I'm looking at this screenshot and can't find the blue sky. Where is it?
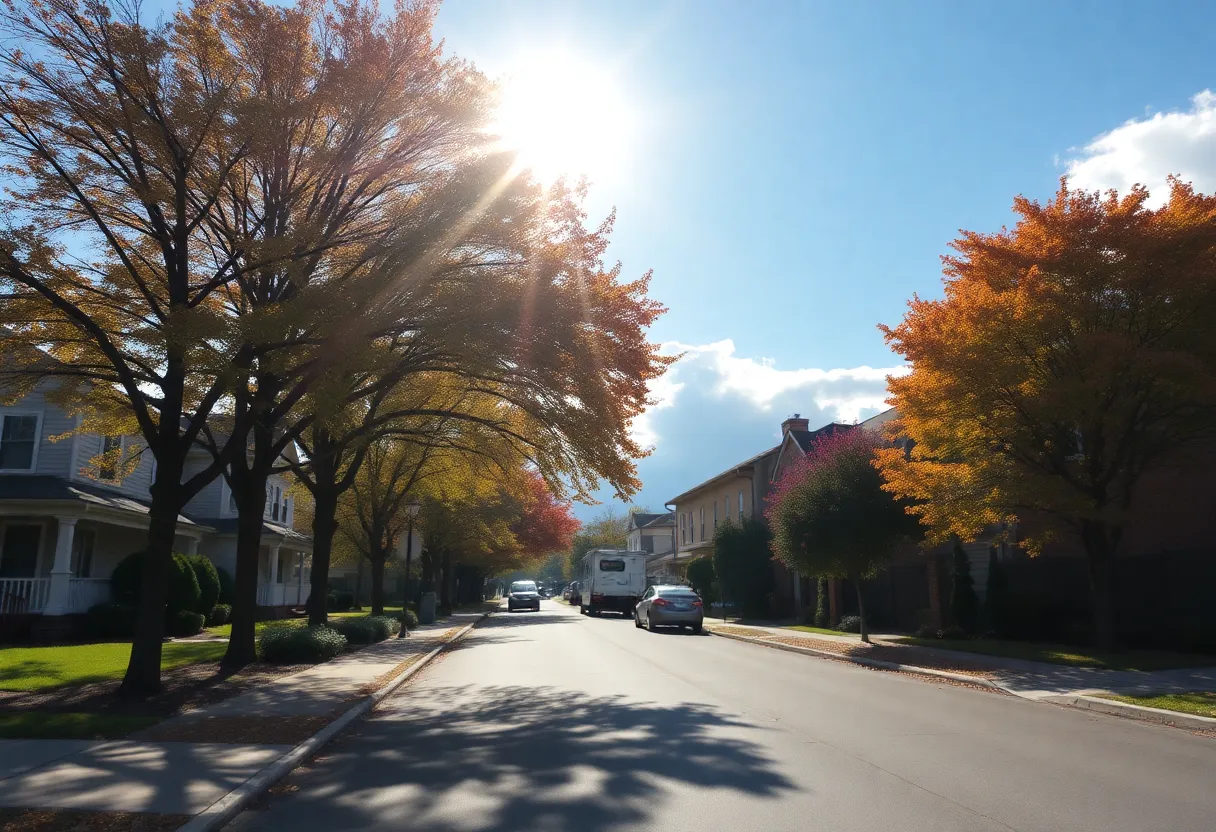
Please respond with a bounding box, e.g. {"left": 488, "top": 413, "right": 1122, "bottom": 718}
{"left": 434, "top": 0, "right": 1216, "bottom": 518}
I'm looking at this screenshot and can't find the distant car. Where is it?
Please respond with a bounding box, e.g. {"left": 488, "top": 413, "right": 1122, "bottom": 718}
{"left": 635, "top": 585, "right": 704, "bottom": 633}
{"left": 507, "top": 580, "right": 541, "bottom": 612}
{"left": 538, "top": 586, "right": 552, "bottom": 598}
{"left": 561, "top": 583, "right": 574, "bottom": 601}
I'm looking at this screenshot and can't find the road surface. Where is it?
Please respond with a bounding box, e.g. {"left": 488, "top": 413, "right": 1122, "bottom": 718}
{"left": 227, "top": 600, "right": 1216, "bottom": 832}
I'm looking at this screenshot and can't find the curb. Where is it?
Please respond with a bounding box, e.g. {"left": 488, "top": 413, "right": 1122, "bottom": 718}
{"left": 176, "top": 612, "right": 491, "bottom": 832}
{"left": 1040, "top": 694, "right": 1216, "bottom": 732}
{"left": 707, "top": 628, "right": 1006, "bottom": 691}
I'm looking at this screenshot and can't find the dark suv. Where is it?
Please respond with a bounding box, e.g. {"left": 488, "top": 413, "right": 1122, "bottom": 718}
{"left": 507, "top": 580, "right": 541, "bottom": 612}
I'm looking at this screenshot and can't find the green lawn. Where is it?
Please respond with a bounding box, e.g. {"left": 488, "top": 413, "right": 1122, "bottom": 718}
{"left": 785, "top": 625, "right": 857, "bottom": 637}
{"left": 0, "top": 712, "right": 162, "bottom": 740}
{"left": 1095, "top": 691, "right": 1216, "bottom": 719}
{"left": 0, "top": 641, "right": 227, "bottom": 692}
{"left": 893, "top": 637, "right": 1214, "bottom": 671}
{"left": 205, "top": 618, "right": 306, "bottom": 639}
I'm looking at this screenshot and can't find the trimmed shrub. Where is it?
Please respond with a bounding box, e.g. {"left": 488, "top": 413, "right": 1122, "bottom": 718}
{"left": 332, "top": 591, "right": 355, "bottom": 612}
{"left": 397, "top": 608, "right": 419, "bottom": 631}
{"left": 110, "top": 550, "right": 201, "bottom": 616}
{"left": 87, "top": 602, "right": 136, "bottom": 639}
{"left": 984, "top": 552, "right": 1011, "bottom": 637}
{"left": 949, "top": 541, "right": 979, "bottom": 634}
{"left": 368, "top": 615, "right": 399, "bottom": 639}
{"left": 259, "top": 625, "right": 347, "bottom": 663}
{"left": 814, "top": 578, "right": 830, "bottom": 628}
{"left": 216, "top": 567, "right": 234, "bottom": 605}
{"left": 208, "top": 603, "right": 232, "bottom": 626}
{"left": 330, "top": 615, "right": 394, "bottom": 645}
{"left": 685, "top": 556, "right": 717, "bottom": 606}
{"left": 169, "top": 609, "right": 206, "bottom": 637}
{"left": 940, "top": 624, "right": 968, "bottom": 640}
{"left": 914, "top": 623, "right": 939, "bottom": 639}
{"left": 836, "top": 615, "right": 863, "bottom": 634}
{"left": 185, "top": 555, "right": 221, "bottom": 615}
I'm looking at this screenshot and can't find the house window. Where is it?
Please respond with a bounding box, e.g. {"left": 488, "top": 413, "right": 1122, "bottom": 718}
{"left": 71, "top": 529, "right": 96, "bottom": 578}
{"left": 713, "top": 501, "right": 718, "bottom": 529}
{"left": 699, "top": 506, "right": 705, "bottom": 540}
{"left": 98, "top": 435, "right": 122, "bottom": 481}
{"left": 724, "top": 495, "right": 730, "bottom": 522}
{"left": 679, "top": 512, "right": 685, "bottom": 545}
{"left": 284, "top": 496, "right": 293, "bottom": 525}
{"left": 739, "top": 489, "right": 744, "bottom": 518}
{"left": 0, "top": 524, "right": 41, "bottom": 578}
{"left": 0, "top": 413, "right": 39, "bottom": 471}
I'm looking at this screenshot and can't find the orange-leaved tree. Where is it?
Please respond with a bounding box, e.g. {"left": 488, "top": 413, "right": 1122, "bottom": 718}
{"left": 877, "top": 179, "right": 1216, "bottom": 649}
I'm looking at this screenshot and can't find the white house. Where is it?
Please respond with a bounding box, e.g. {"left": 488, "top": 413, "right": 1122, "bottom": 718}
{"left": 626, "top": 512, "right": 679, "bottom": 583}
{"left": 0, "top": 377, "right": 313, "bottom": 630}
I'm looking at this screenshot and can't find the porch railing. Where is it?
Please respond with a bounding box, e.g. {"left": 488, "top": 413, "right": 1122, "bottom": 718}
{"left": 0, "top": 578, "right": 50, "bottom": 614}
{"left": 69, "top": 578, "right": 112, "bottom": 613}
{"left": 256, "top": 582, "right": 310, "bottom": 607}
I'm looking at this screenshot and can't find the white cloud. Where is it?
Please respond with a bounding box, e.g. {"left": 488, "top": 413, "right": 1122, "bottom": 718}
{"left": 630, "top": 339, "right": 906, "bottom": 450}
{"left": 1065, "top": 90, "right": 1216, "bottom": 206}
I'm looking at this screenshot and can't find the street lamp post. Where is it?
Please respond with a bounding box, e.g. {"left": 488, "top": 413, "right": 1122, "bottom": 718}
{"left": 398, "top": 500, "right": 423, "bottom": 638}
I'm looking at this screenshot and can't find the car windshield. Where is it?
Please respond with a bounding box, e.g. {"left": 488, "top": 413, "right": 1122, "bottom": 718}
{"left": 511, "top": 582, "right": 536, "bottom": 593}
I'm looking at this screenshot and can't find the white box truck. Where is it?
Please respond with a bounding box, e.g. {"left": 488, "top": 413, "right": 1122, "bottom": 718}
{"left": 579, "top": 549, "right": 647, "bottom": 617}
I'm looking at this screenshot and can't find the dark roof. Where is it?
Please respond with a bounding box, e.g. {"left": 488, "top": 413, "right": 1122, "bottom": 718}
{"left": 666, "top": 444, "right": 781, "bottom": 505}
{"left": 0, "top": 475, "right": 203, "bottom": 526}
{"left": 789, "top": 422, "right": 854, "bottom": 453}
{"left": 205, "top": 517, "right": 312, "bottom": 545}
{"left": 640, "top": 512, "right": 675, "bottom": 529}
{"left": 630, "top": 511, "right": 673, "bottom": 530}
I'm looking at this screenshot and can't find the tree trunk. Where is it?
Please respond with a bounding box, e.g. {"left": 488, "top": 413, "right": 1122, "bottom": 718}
{"left": 370, "top": 552, "right": 386, "bottom": 616}
{"left": 119, "top": 465, "right": 182, "bottom": 697}
{"left": 224, "top": 474, "right": 268, "bottom": 669}
{"left": 439, "top": 551, "right": 452, "bottom": 610}
{"left": 307, "top": 489, "right": 339, "bottom": 626}
{"left": 420, "top": 549, "right": 434, "bottom": 592}
{"left": 852, "top": 574, "right": 870, "bottom": 643}
{"left": 925, "top": 554, "right": 943, "bottom": 630}
{"left": 1081, "top": 519, "right": 1119, "bottom": 651}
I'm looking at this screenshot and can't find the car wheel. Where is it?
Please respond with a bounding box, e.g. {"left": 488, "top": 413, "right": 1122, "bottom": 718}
{"left": 692, "top": 622, "right": 703, "bottom": 634}
{"left": 579, "top": 605, "right": 587, "bottom": 615}
{"left": 647, "top": 615, "right": 658, "bottom": 633}
{"left": 634, "top": 611, "right": 643, "bottom": 628}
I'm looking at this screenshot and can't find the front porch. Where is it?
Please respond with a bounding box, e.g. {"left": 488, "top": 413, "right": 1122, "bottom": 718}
{"left": 256, "top": 544, "right": 312, "bottom": 609}
{"left": 0, "top": 486, "right": 207, "bottom": 618}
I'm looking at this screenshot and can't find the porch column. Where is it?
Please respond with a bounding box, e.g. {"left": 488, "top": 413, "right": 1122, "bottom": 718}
{"left": 43, "top": 517, "right": 77, "bottom": 616}
{"left": 185, "top": 538, "right": 199, "bottom": 556}
{"left": 268, "top": 546, "right": 280, "bottom": 585}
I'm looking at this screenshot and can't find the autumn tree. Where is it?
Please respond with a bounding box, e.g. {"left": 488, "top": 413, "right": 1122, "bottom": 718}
{"left": 509, "top": 471, "right": 580, "bottom": 560}
{"left": 0, "top": 0, "right": 260, "bottom": 695}
{"left": 878, "top": 180, "right": 1216, "bottom": 649}
{"left": 768, "top": 430, "right": 922, "bottom": 642}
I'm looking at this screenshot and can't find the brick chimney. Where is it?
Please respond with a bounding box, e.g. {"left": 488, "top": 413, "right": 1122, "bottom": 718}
{"left": 781, "top": 413, "right": 810, "bottom": 435}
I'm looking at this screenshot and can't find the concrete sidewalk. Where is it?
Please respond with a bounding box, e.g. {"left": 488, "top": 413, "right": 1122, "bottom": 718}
{"left": 0, "top": 615, "right": 478, "bottom": 821}
{"left": 704, "top": 621, "right": 1216, "bottom": 700}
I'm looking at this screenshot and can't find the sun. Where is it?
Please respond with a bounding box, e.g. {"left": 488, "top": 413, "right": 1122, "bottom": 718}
{"left": 492, "top": 52, "right": 633, "bottom": 186}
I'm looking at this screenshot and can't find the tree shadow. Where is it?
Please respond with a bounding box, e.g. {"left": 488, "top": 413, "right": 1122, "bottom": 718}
{"left": 236, "top": 684, "right": 799, "bottom": 831}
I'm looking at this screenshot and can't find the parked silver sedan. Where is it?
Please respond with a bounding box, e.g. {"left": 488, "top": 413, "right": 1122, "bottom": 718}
{"left": 634, "top": 585, "right": 704, "bottom": 633}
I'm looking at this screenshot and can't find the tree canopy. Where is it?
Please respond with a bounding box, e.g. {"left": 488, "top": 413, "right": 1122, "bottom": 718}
{"left": 877, "top": 179, "right": 1216, "bottom": 648}
{"left": 768, "top": 429, "right": 921, "bottom": 641}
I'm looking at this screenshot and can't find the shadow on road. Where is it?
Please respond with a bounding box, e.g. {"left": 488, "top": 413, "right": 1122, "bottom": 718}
{"left": 237, "top": 684, "right": 798, "bottom": 831}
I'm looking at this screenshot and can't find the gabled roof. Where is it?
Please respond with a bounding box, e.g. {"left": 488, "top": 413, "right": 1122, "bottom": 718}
{"left": 666, "top": 444, "right": 781, "bottom": 506}
{"left": 773, "top": 422, "right": 856, "bottom": 479}
{"left": 640, "top": 512, "right": 674, "bottom": 529}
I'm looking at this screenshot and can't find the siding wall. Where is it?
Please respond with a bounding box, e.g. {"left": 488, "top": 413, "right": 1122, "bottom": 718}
{"left": 0, "top": 384, "right": 77, "bottom": 477}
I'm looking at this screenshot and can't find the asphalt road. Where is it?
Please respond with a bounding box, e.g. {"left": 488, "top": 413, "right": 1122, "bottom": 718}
{"left": 227, "top": 600, "right": 1216, "bottom": 832}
